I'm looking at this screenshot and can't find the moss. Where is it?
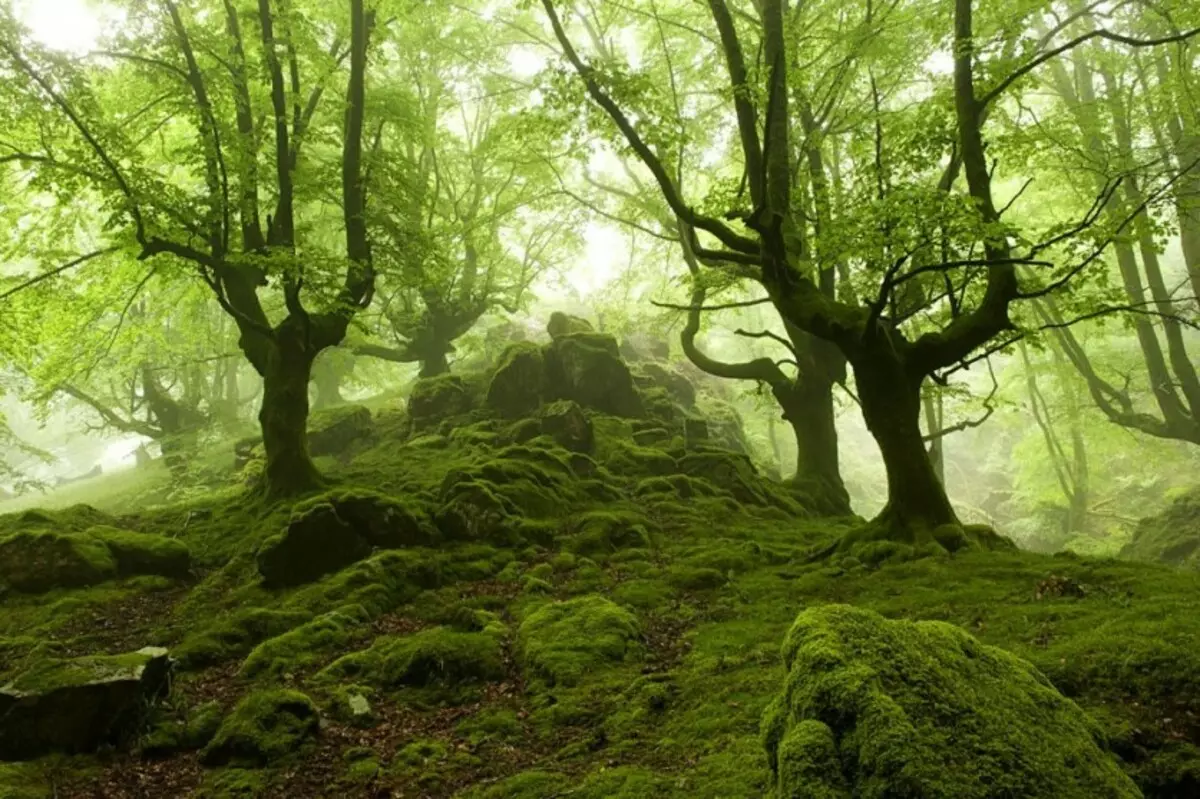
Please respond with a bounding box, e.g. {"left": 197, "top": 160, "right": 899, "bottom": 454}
{"left": 611, "top": 578, "right": 672, "bottom": 610}
{"left": 457, "top": 707, "right": 524, "bottom": 746}
{"left": 291, "top": 488, "right": 438, "bottom": 549}
{"left": 196, "top": 768, "right": 269, "bottom": 798}
{"left": 517, "top": 595, "right": 641, "bottom": 686}
{"left": 408, "top": 374, "right": 474, "bottom": 430}
{"left": 666, "top": 565, "right": 727, "bottom": 591}
{"left": 200, "top": 689, "right": 319, "bottom": 767}
{"left": 761, "top": 604, "right": 1139, "bottom": 798}
{"left": 566, "top": 510, "right": 654, "bottom": 557}
{"left": 486, "top": 341, "right": 546, "bottom": 418}
{"left": 141, "top": 700, "right": 223, "bottom": 757}
{"left": 85, "top": 526, "right": 191, "bottom": 579}
{"left": 318, "top": 626, "right": 505, "bottom": 690}
{"left": 0, "top": 530, "right": 117, "bottom": 593}
{"left": 256, "top": 503, "right": 372, "bottom": 589}
{"left": 175, "top": 608, "right": 311, "bottom": 670}
{"left": 240, "top": 604, "right": 369, "bottom": 678}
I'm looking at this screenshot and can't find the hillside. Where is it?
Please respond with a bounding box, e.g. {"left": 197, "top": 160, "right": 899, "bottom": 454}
{"left": 1, "top": 332, "right": 1198, "bottom": 798}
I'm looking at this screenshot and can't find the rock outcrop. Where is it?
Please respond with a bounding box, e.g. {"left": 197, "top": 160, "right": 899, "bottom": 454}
{"left": 0, "top": 647, "right": 171, "bottom": 760}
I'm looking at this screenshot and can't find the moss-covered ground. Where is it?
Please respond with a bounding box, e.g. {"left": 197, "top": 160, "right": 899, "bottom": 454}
{"left": 1, "top": 396, "right": 1198, "bottom": 798}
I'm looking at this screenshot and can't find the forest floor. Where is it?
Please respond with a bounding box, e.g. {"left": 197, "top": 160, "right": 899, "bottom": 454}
{"left": 1, "top": 392, "right": 1198, "bottom": 798}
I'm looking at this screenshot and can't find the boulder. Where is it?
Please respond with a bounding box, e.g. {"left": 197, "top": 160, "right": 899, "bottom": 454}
{"left": 86, "top": 526, "right": 191, "bottom": 579}
{"left": 517, "top": 595, "right": 641, "bottom": 687}
{"left": 0, "top": 530, "right": 117, "bottom": 593}
{"left": 544, "top": 333, "right": 643, "bottom": 418}
{"left": 200, "top": 689, "right": 319, "bottom": 767}
{"left": 307, "top": 404, "right": 373, "bottom": 458}
{"left": 538, "top": 400, "right": 594, "bottom": 453}
{"left": 636, "top": 362, "right": 696, "bottom": 408}
{"left": 408, "top": 374, "right": 473, "bottom": 431}
{"left": 486, "top": 342, "right": 545, "bottom": 418}
{"left": 762, "top": 605, "right": 1140, "bottom": 799}
{"left": 256, "top": 491, "right": 438, "bottom": 587}
{"left": 0, "top": 647, "right": 171, "bottom": 760}
{"left": 256, "top": 504, "right": 371, "bottom": 588}
{"left": 322, "top": 490, "right": 438, "bottom": 550}
{"left": 546, "top": 311, "right": 593, "bottom": 339}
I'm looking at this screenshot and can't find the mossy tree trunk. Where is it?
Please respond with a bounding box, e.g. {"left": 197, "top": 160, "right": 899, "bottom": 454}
{"left": 259, "top": 330, "right": 323, "bottom": 499}
{"left": 854, "top": 348, "right": 958, "bottom": 538}
{"left": 776, "top": 348, "right": 850, "bottom": 516}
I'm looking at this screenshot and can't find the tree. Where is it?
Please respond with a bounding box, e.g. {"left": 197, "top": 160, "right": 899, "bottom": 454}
{"left": 0, "top": 0, "right": 379, "bottom": 497}
{"left": 352, "top": 10, "right": 579, "bottom": 378}
{"left": 539, "top": 0, "right": 1198, "bottom": 543}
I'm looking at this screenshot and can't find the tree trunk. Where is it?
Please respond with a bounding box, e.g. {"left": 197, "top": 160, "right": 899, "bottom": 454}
{"left": 259, "top": 340, "right": 323, "bottom": 498}
{"left": 777, "top": 379, "right": 850, "bottom": 515}
{"left": 854, "top": 350, "right": 958, "bottom": 538}
{"left": 419, "top": 345, "right": 451, "bottom": 378}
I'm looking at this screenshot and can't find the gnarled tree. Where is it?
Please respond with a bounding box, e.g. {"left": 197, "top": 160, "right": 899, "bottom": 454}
{"left": 0, "top": 0, "right": 379, "bottom": 497}
{"left": 541, "top": 0, "right": 1198, "bottom": 543}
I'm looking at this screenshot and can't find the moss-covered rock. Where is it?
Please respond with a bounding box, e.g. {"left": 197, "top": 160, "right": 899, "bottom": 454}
{"left": 517, "top": 595, "right": 641, "bottom": 686}
{"left": 256, "top": 503, "right": 372, "bottom": 588}
{"left": 635, "top": 362, "right": 696, "bottom": 408}
{"left": 307, "top": 404, "right": 373, "bottom": 457}
{"left": 0, "top": 646, "right": 170, "bottom": 759}
{"left": 175, "top": 608, "right": 311, "bottom": 671}
{"left": 0, "top": 529, "right": 117, "bottom": 593}
{"left": 141, "top": 700, "right": 224, "bottom": 757}
{"left": 677, "top": 449, "right": 769, "bottom": 506}
{"left": 761, "top": 604, "right": 1140, "bottom": 798}
{"left": 1122, "top": 487, "right": 1200, "bottom": 568}
{"left": 537, "top": 400, "right": 594, "bottom": 453}
{"left": 293, "top": 489, "right": 437, "bottom": 550}
{"left": 544, "top": 333, "right": 644, "bottom": 418}
{"left": 547, "top": 311, "right": 594, "bottom": 339}
{"left": 565, "top": 510, "right": 654, "bottom": 557}
{"left": 487, "top": 342, "right": 546, "bottom": 419}
{"left": 85, "top": 526, "right": 191, "bottom": 579}
{"left": 318, "top": 626, "right": 505, "bottom": 689}
{"left": 200, "top": 689, "right": 319, "bottom": 767}
{"left": 409, "top": 374, "right": 473, "bottom": 431}
{"left": 240, "top": 604, "right": 369, "bottom": 678}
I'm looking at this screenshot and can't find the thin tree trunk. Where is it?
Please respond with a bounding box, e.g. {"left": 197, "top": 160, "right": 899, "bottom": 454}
{"left": 922, "top": 390, "right": 945, "bottom": 483}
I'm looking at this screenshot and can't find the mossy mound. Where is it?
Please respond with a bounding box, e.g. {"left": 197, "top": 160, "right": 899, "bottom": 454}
{"left": 200, "top": 689, "right": 319, "bottom": 767}
{"left": 239, "top": 604, "right": 370, "bottom": 679}
{"left": 409, "top": 374, "right": 473, "bottom": 431}
{"left": 517, "top": 595, "right": 641, "bottom": 686}
{"left": 761, "top": 604, "right": 1140, "bottom": 798}
{"left": 0, "top": 530, "right": 117, "bottom": 593}
{"left": 319, "top": 626, "right": 505, "bottom": 689}
{"left": 256, "top": 505, "right": 372, "bottom": 588}
{"left": 85, "top": 526, "right": 191, "bottom": 579}
{"left": 564, "top": 510, "right": 654, "bottom": 557}
{"left": 307, "top": 404, "right": 373, "bottom": 457}
{"left": 1122, "top": 487, "right": 1200, "bottom": 568}
{"left": 547, "top": 311, "right": 594, "bottom": 339}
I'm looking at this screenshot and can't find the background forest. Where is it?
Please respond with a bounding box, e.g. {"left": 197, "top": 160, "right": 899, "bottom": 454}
{"left": 0, "top": 0, "right": 1198, "bottom": 797}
